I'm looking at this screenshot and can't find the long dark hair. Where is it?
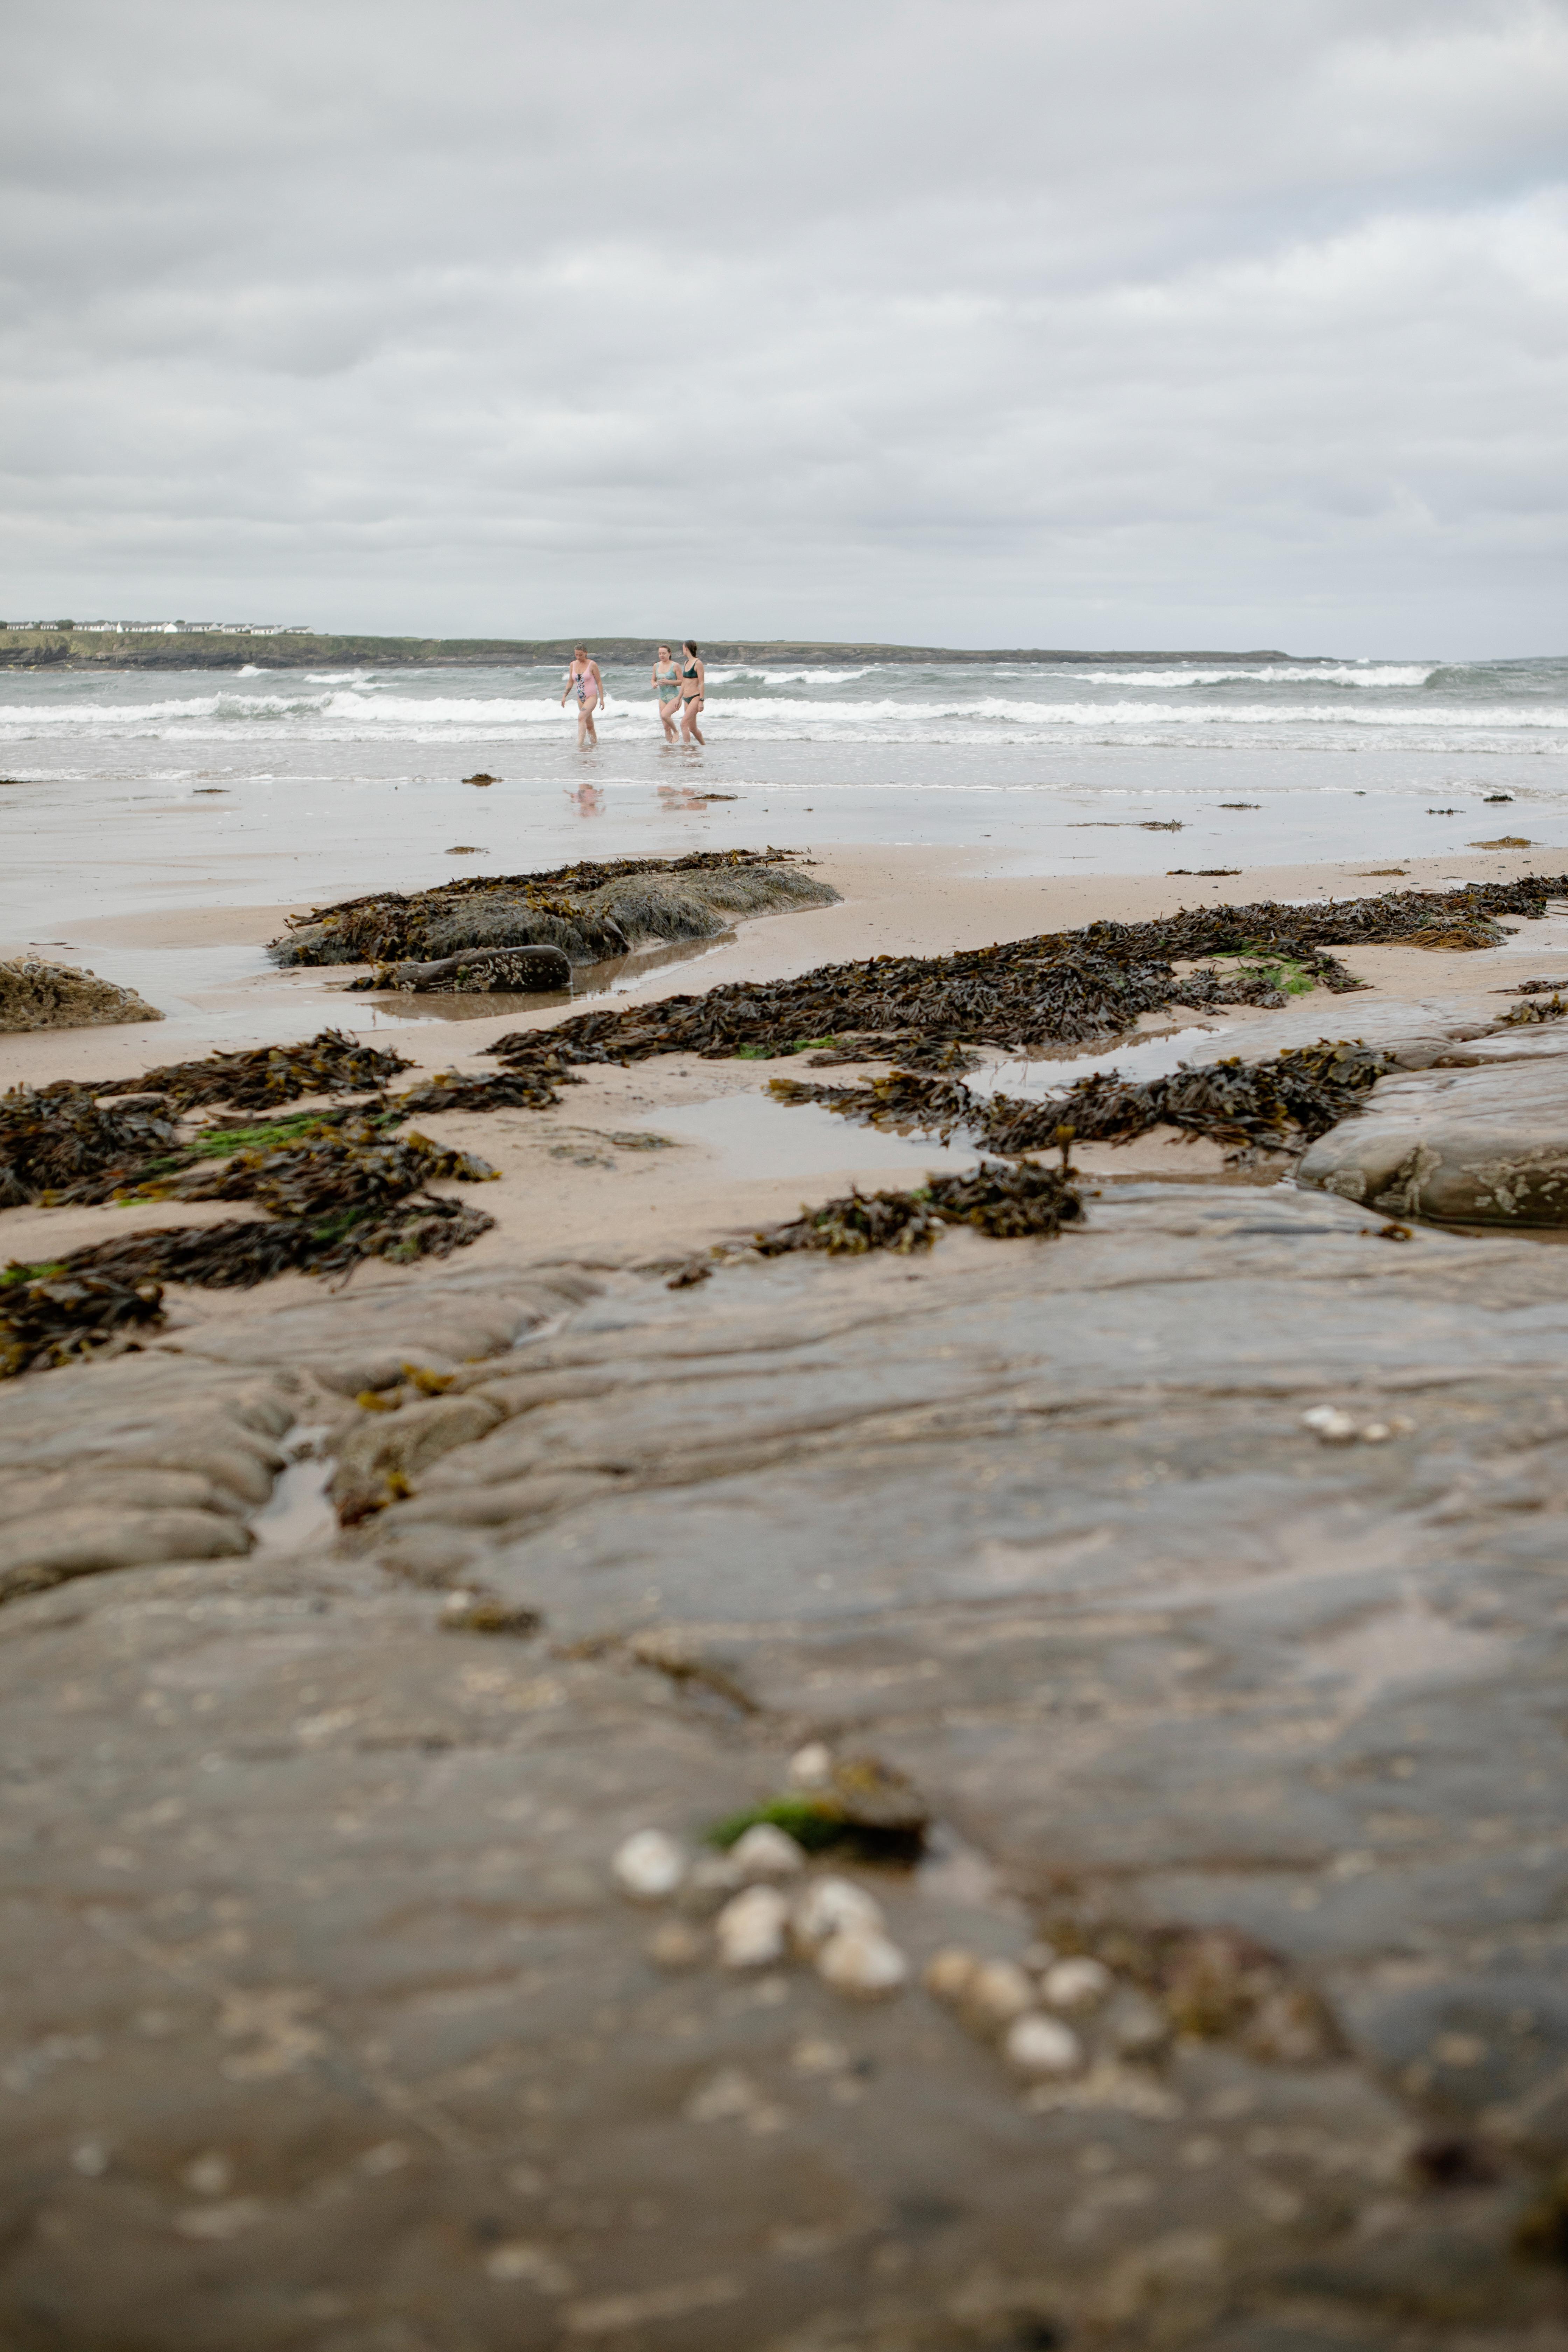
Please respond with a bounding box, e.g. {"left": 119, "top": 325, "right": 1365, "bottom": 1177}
{"left": 684, "top": 639, "right": 699, "bottom": 656}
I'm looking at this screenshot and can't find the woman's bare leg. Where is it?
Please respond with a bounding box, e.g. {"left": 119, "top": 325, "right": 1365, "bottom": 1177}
{"left": 680, "top": 697, "right": 705, "bottom": 745}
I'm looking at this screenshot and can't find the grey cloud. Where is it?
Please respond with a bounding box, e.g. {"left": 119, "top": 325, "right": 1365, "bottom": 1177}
{"left": 1, "top": 0, "right": 1564, "bottom": 651}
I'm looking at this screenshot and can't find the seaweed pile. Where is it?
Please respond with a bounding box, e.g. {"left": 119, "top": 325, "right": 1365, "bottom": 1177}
{"left": 478, "top": 950, "right": 1294, "bottom": 1077}
{"left": 749, "top": 1159, "right": 1086, "bottom": 1256}
{"left": 0, "top": 1087, "right": 184, "bottom": 1209}
{"left": 0, "top": 1265, "right": 166, "bottom": 1380}
{"left": 465, "top": 875, "right": 1567, "bottom": 1082}
{"left": 96, "top": 1029, "right": 412, "bottom": 1111}
{"left": 0, "top": 1032, "right": 417, "bottom": 1210}
{"left": 769, "top": 1040, "right": 1392, "bottom": 1160}
{"left": 0, "top": 1120, "right": 498, "bottom": 1376}
{"left": 1500, "top": 993, "right": 1568, "bottom": 1026}
{"left": 127, "top": 1116, "right": 496, "bottom": 1213}
{"left": 271, "top": 849, "right": 840, "bottom": 970}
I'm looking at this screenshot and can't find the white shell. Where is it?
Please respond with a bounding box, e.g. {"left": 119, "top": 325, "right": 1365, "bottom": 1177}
{"left": 714, "top": 1883, "right": 790, "bottom": 1969}
{"left": 1302, "top": 1405, "right": 1357, "bottom": 1444}
{"left": 789, "top": 1741, "right": 834, "bottom": 1787}
{"left": 963, "top": 1958, "right": 1035, "bottom": 2032}
{"left": 922, "top": 1946, "right": 981, "bottom": 2003}
{"left": 791, "top": 1875, "right": 884, "bottom": 1954}
{"left": 816, "top": 1925, "right": 909, "bottom": 1999}
{"left": 1040, "top": 1956, "right": 1112, "bottom": 2013}
{"left": 611, "top": 1828, "right": 686, "bottom": 1901}
{"left": 728, "top": 1823, "right": 807, "bottom": 1880}
{"left": 1003, "top": 2012, "right": 1083, "bottom": 2078}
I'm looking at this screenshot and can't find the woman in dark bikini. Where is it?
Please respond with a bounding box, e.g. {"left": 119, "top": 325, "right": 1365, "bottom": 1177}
{"left": 677, "top": 640, "right": 705, "bottom": 745}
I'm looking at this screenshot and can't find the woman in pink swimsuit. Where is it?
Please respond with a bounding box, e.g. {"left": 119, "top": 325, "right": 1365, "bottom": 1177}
{"left": 561, "top": 644, "right": 604, "bottom": 746}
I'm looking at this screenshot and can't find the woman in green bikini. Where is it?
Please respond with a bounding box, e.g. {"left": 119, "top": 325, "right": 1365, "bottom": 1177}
{"left": 651, "top": 644, "right": 681, "bottom": 742}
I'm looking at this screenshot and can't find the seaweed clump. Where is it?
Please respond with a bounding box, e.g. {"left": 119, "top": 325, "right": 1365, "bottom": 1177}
{"left": 95, "top": 1029, "right": 412, "bottom": 1112}
{"left": 1500, "top": 993, "right": 1568, "bottom": 1026}
{"left": 750, "top": 1158, "right": 1085, "bottom": 1258}
{"left": 0, "top": 1087, "right": 184, "bottom": 1209}
{"left": 0, "top": 1032, "right": 419, "bottom": 1210}
{"left": 0, "top": 1121, "right": 498, "bottom": 1377}
{"left": 708, "top": 1755, "right": 930, "bottom": 1865}
{"left": 0, "top": 1263, "right": 165, "bottom": 1379}
{"left": 770, "top": 1040, "right": 1391, "bottom": 1161}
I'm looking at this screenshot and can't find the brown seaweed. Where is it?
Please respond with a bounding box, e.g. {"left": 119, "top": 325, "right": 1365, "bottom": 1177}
{"left": 750, "top": 1158, "right": 1085, "bottom": 1258}
{"left": 0, "top": 1118, "right": 500, "bottom": 1373}
{"left": 474, "top": 873, "right": 1568, "bottom": 1089}
{"left": 769, "top": 1039, "right": 1391, "bottom": 1160}
{"left": 129, "top": 1118, "right": 497, "bottom": 1213}
{"left": 0, "top": 1087, "right": 183, "bottom": 1209}
{"left": 35, "top": 1195, "right": 496, "bottom": 1295}
{"left": 95, "top": 1029, "right": 411, "bottom": 1112}
{"left": 0, "top": 1264, "right": 166, "bottom": 1379}
{"left": 1499, "top": 993, "right": 1568, "bottom": 1026}
{"left": 387, "top": 1065, "right": 579, "bottom": 1118}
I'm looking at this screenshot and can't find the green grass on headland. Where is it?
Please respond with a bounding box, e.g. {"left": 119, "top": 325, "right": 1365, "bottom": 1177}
{"left": 0, "top": 628, "right": 1306, "bottom": 674}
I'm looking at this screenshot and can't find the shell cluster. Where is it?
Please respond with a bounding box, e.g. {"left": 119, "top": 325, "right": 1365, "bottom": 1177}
{"left": 922, "top": 1942, "right": 1169, "bottom": 2083}
{"left": 610, "top": 1821, "right": 910, "bottom": 2002}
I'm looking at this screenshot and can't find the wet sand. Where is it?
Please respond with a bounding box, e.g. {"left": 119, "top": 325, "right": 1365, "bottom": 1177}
{"left": 5, "top": 842, "right": 1568, "bottom": 1314}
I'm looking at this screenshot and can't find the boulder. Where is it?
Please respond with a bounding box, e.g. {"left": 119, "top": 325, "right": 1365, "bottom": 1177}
{"left": 0, "top": 956, "right": 161, "bottom": 1032}
{"left": 1297, "top": 1043, "right": 1568, "bottom": 1224}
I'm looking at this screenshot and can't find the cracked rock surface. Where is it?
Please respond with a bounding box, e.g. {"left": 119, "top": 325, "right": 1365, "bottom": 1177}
{"left": 4, "top": 1186, "right": 1568, "bottom": 2348}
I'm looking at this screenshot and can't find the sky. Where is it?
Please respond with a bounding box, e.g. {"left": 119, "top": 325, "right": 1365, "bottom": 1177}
{"left": 2, "top": 0, "right": 1565, "bottom": 655}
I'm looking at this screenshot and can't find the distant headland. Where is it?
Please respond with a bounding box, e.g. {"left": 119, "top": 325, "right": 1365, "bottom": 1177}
{"left": 0, "top": 624, "right": 1309, "bottom": 672}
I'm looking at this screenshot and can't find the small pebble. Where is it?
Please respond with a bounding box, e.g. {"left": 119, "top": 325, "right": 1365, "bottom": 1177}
{"left": 1023, "top": 1940, "right": 1058, "bottom": 1972}
{"left": 728, "top": 1823, "right": 807, "bottom": 1880}
{"left": 923, "top": 1945, "right": 981, "bottom": 2004}
{"left": 792, "top": 1876, "right": 884, "bottom": 1954}
{"left": 715, "top": 1884, "right": 790, "bottom": 1969}
{"left": 1003, "top": 2013, "right": 1083, "bottom": 2079}
{"left": 611, "top": 1828, "right": 687, "bottom": 1902}
{"left": 1040, "top": 1956, "right": 1112, "bottom": 2013}
{"left": 1302, "top": 1406, "right": 1357, "bottom": 1444}
{"left": 963, "top": 1958, "right": 1035, "bottom": 2034}
{"left": 789, "top": 1741, "right": 834, "bottom": 1787}
{"left": 816, "top": 1925, "right": 909, "bottom": 1999}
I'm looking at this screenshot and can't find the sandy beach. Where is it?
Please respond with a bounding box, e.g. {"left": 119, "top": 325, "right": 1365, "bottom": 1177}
{"left": 6, "top": 839, "right": 1568, "bottom": 1291}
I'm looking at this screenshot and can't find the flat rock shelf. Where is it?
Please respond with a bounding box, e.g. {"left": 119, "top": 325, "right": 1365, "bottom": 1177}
{"left": 4, "top": 1182, "right": 1568, "bottom": 2348}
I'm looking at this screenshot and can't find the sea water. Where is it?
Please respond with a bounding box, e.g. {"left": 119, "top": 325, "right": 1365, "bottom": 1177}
{"left": 1, "top": 654, "right": 1563, "bottom": 1028}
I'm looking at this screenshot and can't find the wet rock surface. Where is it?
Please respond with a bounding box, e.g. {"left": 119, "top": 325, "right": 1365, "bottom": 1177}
{"left": 1298, "top": 1026, "right": 1568, "bottom": 1224}
{"left": 4, "top": 1189, "right": 1568, "bottom": 2347}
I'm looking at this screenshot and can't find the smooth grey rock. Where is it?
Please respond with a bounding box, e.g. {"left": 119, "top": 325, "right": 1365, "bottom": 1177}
{"left": 2, "top": 1199, "right": 1568, "bottom": 2345}
{"left": 1298, "top": 1044, "right": 1568, "bottom": 1221}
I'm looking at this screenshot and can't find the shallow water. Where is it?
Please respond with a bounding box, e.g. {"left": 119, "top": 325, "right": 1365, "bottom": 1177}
{"left": 2, "top": 657, "right": 1564, "bottom": 946}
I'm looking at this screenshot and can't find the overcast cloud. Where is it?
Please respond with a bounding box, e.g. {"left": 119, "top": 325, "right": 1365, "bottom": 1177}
{"left": 2, "top": 0, "right": 1565, "bottom": 653}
